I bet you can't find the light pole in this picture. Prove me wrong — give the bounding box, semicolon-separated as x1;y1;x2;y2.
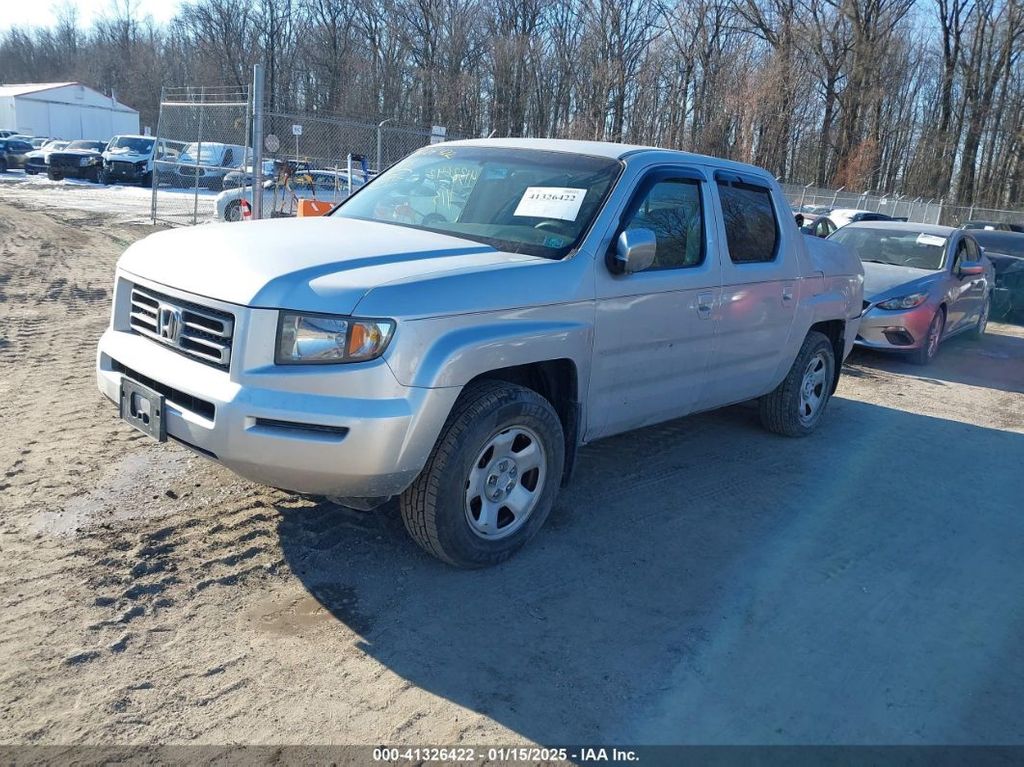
377;117;396;175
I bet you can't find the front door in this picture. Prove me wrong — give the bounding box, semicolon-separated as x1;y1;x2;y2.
588;167;722;441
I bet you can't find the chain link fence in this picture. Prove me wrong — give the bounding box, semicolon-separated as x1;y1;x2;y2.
150;71;1021;230
152;84;456;225
782;182;1024;228
151;86;252;225
241;111;453;221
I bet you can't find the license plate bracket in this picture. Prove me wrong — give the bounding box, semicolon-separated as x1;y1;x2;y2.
120;378;167;442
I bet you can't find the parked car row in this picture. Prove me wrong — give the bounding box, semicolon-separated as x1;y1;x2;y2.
791;203;1023;328
1;133;243;190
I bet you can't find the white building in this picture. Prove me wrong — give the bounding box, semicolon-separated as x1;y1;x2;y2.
0;82;139;140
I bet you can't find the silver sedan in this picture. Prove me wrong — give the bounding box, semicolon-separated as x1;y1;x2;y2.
829;222;994;364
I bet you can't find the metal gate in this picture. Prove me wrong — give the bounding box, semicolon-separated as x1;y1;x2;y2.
151;86;251;225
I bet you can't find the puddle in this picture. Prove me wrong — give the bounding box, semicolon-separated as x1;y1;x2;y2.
32;448;193;535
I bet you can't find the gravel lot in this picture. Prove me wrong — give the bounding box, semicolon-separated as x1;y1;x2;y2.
1;196;1022;745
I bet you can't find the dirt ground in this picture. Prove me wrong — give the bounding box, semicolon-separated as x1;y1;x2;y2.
1;198;1022;746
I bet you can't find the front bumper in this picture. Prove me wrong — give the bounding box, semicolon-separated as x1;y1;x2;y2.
854;301;936;351
50;163;98;178
106;163;148;181
96;280;459;498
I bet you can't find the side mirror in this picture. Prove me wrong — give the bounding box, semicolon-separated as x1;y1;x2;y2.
613;228;657;274
958;262;985;277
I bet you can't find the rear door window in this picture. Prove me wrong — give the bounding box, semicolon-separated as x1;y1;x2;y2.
716;177;779;263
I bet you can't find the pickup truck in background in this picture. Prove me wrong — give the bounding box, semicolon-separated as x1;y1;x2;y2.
101;135;185;187
96;138;863;567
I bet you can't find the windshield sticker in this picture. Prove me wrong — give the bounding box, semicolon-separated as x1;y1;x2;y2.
514;187;587;221
917;233;946;247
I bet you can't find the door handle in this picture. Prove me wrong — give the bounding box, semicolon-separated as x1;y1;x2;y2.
782;285;795;303
697;292;714;319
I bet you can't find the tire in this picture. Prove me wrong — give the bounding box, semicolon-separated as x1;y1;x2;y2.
0;159;7;173
48;170;62;181
400;380;565;568
911;308;944;365
967;295;990;340
140;171;153;187
759;331;836;438
223;200;244;222
99;169;111;185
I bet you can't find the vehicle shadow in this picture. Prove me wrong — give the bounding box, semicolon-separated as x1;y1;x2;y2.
846;321;1024;395
274;396;1024;744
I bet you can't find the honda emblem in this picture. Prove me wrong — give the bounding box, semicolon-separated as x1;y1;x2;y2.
157;304;182;343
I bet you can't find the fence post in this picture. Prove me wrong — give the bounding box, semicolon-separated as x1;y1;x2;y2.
193;87;204;226
377;117;395;174
252;64;265;221
151;87;164;225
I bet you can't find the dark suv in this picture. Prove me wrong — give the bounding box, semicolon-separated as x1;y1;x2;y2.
47;140;108;182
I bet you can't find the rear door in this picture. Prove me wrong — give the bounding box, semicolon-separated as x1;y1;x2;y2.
698;171;799;410
588;166;722;440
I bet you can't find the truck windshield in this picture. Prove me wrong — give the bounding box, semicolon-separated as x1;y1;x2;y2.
180;143;223;164
108;136;155;154
67;141;105;152
333;146;622;259
830;227;948;270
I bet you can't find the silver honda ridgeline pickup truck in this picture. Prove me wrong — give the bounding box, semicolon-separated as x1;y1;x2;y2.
97;138;863;567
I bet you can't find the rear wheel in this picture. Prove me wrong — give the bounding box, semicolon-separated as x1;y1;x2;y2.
400;380;564;568
912;308;944;365
223;200;244;222
760;331;836;437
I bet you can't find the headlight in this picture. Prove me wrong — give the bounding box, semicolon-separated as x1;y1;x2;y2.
876;293;928;310
79;157;90;166
276;312;395;364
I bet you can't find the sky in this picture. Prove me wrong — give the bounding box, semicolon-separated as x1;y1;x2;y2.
8;0;182;30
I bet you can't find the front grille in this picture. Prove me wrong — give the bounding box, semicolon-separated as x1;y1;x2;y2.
128;284;234;369
112;161;134;172
111;359;216;420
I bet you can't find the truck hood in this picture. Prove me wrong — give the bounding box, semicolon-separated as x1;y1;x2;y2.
862;262;941;300
117;217;547;314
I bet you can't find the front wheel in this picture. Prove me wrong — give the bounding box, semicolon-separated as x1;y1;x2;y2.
760;331;836;437
400;380;565;568
912;308;944;365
